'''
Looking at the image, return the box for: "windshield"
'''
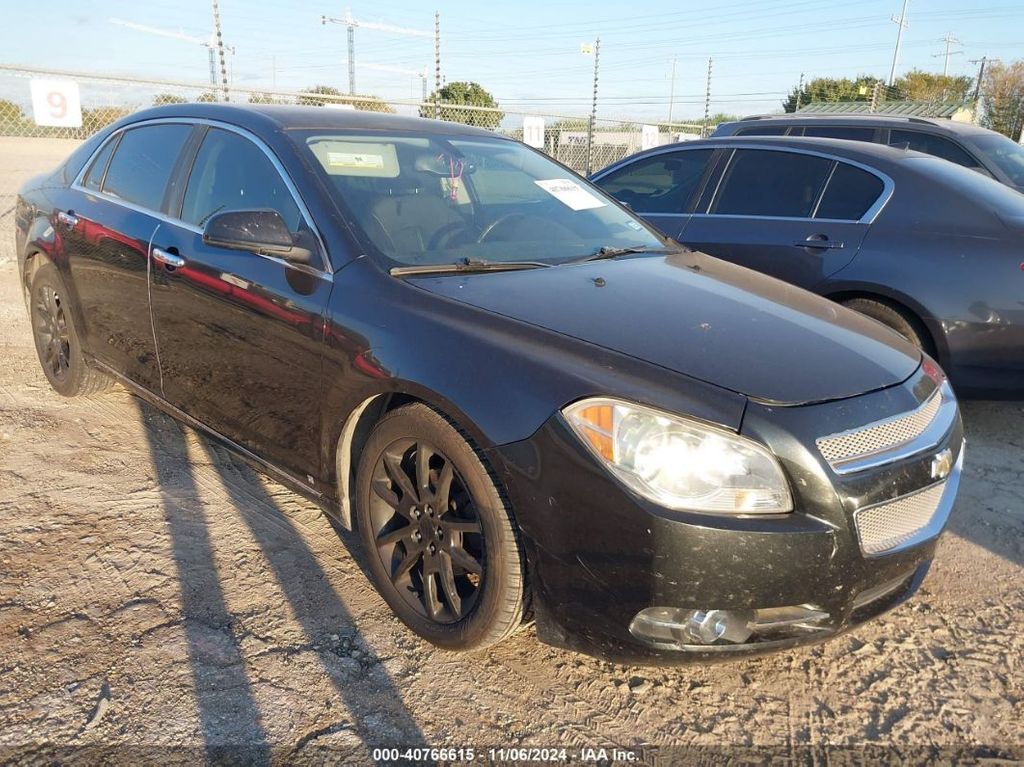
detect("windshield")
[970,133,1024,189]
[293,130,665,268]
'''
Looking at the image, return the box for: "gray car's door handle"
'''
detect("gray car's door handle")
[796,235,844,250]
[152,247,186,268]
[57,210,79,228]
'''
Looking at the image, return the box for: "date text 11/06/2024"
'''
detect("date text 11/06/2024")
[371,747,639,762]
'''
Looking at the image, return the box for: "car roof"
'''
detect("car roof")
[719,113,990,136]
[112,102,502,139]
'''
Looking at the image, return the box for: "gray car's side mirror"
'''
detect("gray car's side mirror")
[203,209,313,264]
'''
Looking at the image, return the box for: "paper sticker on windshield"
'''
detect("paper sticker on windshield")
[534,179,606,211]
[328,152,385,169]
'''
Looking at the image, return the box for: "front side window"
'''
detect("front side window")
[182,128,302,231]
[889,129,981,169]
[736,126,789,136]
[596,150,713,213]
[295,131,664,267]
[815,163,885,221]
[712,149,833,218]
[101,124,192,212]
[802,126,876,142]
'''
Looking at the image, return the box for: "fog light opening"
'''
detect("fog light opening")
[630,604,830,649]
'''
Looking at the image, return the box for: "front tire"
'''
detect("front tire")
[841,297,930,353]
[355,403,526,651]
[29,262,113,397]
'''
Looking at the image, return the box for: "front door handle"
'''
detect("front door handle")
[152,247,186,269]
[57,210,79,228]
[795,235,845,250]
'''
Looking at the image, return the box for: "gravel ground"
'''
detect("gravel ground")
[0,138,1022,763]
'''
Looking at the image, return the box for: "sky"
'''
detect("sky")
[1,0,1022,124]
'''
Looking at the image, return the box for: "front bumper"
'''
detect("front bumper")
[488,364,964,664]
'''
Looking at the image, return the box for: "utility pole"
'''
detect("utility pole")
[211,0,230,101]
[434,11,441,117]
[933,33,962,77]
[702,57,713,137]
[667,56,677,126]
[586,38,601,175]
[795,71,804,112]
[970,56,990,122]
[887,0,910,86]
[870,79,884,112]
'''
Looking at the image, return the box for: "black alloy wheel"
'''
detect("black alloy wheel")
[355,403,526,650]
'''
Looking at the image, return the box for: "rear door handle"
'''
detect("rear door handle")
[57,210,79,228]
[795,235,845,250]
[152,247,186,269]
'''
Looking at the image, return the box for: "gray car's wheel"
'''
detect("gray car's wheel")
[355,403,527,651]
[29,262,113,397]
[842,297,931,354]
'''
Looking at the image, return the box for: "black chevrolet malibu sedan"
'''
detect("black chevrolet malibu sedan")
[592,135,1024,398]
[15,105,964,663]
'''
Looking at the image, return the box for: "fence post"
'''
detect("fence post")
[586,37,600,175]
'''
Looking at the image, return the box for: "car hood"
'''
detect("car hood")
[408,251,920,406]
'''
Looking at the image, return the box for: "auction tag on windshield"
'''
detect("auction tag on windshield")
[534,179,606,211]
[327,151,385,169]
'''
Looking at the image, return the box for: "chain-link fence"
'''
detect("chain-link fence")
[0,64,709,176]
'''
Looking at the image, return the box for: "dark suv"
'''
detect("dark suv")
[712,115,1024,193]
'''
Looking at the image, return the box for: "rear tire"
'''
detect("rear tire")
[841,297,930,353]
[355,403,526,651]
[29,262,113,397]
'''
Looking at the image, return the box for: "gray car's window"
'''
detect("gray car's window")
[889,129,981,169]
[815,163,884,221]
[182,128,302,230]
[713,149,832,218]
[970,133,1024,188]
[735,126,788,136]
[596,150,713,213]
[82,136,117,192]
[101,124,192,212]
[802,126,875,142]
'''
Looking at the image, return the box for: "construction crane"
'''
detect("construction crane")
[321,9,430,95]
[109,18,236,87]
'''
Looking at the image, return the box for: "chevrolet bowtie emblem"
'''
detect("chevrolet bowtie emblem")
[930,448,953,480]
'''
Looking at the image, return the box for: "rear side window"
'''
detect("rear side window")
[889,130,981,169]
[82,136,118,192]
[815,163,885,220]
[181,128,302,231]
[802,126,875,142]
[713,149,832,218]
[736,126,789,136]
[597,149,713,213]
[102,124,192,212]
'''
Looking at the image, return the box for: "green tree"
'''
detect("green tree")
[248,92,287,105]
[893,69,972,102]
[980,60,1024,139]
[420,81,503,129]
[783,75,879,112]
[296,85,394,113]
[152,93,187,106]
[0,98,25,134]
[196,91,219,103]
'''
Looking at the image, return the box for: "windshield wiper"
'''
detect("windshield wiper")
[389,258,552,277]
[569,245,675,264]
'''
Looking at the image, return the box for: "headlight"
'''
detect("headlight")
[562,397,792,515]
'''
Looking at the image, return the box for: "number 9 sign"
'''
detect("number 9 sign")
[30,79,82,128]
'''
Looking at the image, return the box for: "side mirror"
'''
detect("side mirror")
[203,209,313,264]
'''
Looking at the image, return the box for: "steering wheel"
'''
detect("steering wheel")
[427,221,477,251]
[476,212,533,244]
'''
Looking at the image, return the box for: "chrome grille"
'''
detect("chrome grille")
[854,481,946,555]
[816,385,946,472]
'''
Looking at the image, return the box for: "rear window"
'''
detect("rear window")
[102,124,192,212]
[735,126,789,136]
[816,163,885,220]
[82,136,118,192]
[713,149,832,218]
